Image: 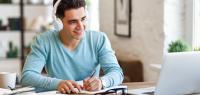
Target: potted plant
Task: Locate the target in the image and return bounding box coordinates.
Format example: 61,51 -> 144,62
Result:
6,41 -> 18,58
168,39 -> 191,52
194,47 -> 200,51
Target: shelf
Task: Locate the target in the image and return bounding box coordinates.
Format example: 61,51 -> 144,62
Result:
0,3 -> 20,6
0,58 -> 21,61
0,30 -> 44,33
0,30 -> 21,32
0,0 -> 52,70
25,29 -> 44,33
25,3 -> 52,6
0,3 -> 52,6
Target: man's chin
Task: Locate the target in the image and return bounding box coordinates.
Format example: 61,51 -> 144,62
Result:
74,35 -> 84,40
72,31 -> 84,40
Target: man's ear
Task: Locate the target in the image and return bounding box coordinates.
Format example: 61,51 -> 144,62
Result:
53,15 -> 63,31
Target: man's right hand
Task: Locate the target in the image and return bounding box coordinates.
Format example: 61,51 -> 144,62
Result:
57,80 -> 82,94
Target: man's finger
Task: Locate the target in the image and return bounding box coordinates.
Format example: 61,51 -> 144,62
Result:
90,83 -> 99,91
85,78 -> 99,90
87,77 -> 96,83
71,81 -> 82,92
63,84 -> 71,93
65,81 -> 76,93
83,78 -> 90,89
85,77 -> 96,88
86,82 -> 98,91
60,88 -> 66,94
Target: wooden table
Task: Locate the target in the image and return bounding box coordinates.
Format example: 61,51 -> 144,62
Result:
17,82 -> 155,95
123,82 -> 155,89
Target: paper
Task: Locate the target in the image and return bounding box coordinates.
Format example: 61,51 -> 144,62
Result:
128,87 -> 155,95
0,88 -> 11,95
0,87 -> 35,95
37,91 -> 64,95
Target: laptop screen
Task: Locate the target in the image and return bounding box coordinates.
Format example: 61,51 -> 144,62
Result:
155,52 -> 200,95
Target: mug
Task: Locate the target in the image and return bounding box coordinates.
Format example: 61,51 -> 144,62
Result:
0,72 -> 16,89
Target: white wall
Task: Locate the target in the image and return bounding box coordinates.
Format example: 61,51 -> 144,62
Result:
99,0 -> 165,81
164,0 -> 186,52
184,0 -> 193,47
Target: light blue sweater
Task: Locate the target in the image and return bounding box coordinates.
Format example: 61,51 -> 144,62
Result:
21,30 -> 124,92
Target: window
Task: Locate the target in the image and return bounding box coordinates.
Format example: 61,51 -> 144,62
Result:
193,0 -> 200,49
86,0 -> 99,31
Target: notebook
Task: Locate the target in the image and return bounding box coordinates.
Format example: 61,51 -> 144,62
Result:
47,85 -> 127,94
79,85 -> 127,94
76,80 -> 127,94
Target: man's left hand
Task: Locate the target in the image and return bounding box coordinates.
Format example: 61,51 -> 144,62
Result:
83,77 -> 102,91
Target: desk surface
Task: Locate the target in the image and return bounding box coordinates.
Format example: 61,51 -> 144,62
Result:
123,82 -> 155,89
9,82 -> 155,95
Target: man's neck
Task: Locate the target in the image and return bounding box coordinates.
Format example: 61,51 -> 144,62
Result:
59,30 -> 80,51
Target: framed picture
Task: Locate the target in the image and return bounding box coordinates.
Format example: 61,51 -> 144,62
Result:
114,0 -> 132,37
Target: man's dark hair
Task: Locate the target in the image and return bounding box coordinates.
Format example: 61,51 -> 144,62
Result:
53,0 -> 86,18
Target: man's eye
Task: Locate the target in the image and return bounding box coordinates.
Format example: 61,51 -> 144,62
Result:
70,21 -> 76,24
81,18 -> 85,21
82,18 -> 86,22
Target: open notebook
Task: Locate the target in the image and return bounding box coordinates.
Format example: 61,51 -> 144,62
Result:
37,85 -> 127,94
79,85 -> 127,94
0,85 -> 127,95
52,85 -> 128,94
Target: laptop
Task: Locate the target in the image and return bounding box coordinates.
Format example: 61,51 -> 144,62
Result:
155,51 -> 200,95
128,52 -> 200,95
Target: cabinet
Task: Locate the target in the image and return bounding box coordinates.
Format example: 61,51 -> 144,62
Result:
0,0 -> 52,73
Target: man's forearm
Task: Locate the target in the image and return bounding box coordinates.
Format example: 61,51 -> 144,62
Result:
21,71 -> 61,91
101,69 -> 124,88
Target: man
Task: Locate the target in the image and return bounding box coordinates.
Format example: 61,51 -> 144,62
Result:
21,0 -> 124,93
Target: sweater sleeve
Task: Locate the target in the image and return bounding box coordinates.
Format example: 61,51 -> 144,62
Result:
97,32 -> 124,88
21,35 -> 61,92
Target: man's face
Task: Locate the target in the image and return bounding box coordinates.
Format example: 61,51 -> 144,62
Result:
61,7 -> 87,40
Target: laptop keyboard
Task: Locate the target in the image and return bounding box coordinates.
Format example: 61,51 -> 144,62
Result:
142,91 -> 155,95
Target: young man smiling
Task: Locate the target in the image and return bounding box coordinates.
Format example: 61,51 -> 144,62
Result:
21,0 -> 124,93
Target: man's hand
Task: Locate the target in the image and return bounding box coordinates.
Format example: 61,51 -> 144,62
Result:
57,80 -> 82,94
83,77 -> 103,91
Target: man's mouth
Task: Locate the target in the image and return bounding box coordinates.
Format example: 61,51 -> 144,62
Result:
74,31 -> 83,35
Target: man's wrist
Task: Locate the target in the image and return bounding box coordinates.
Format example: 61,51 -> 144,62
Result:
100,77 -> 106,89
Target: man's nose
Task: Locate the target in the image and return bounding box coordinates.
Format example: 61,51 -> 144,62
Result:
76,21 -> 84,30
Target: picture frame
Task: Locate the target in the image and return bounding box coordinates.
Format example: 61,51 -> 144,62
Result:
114,0 -> 132,37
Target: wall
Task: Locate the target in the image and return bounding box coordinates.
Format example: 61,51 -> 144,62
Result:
99,0 -> 165,81
164,0 -> 186,52
184,0 -> 194,47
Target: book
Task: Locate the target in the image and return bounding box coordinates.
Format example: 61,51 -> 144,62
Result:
0,87 -> 35,95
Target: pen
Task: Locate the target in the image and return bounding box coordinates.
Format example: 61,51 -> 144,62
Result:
83,70 -> 96,90
90,70 -> 96,78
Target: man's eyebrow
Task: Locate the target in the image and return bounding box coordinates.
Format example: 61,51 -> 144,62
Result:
82,16 -> 86,19
68,16 -> 87,22
68,19 -> 78,22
